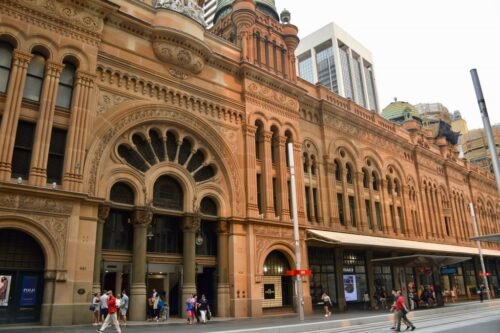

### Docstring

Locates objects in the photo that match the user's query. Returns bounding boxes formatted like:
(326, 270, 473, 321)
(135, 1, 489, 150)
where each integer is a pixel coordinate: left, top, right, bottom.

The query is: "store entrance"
(0, 229, 45, 324)
(196, 267, 217, 315)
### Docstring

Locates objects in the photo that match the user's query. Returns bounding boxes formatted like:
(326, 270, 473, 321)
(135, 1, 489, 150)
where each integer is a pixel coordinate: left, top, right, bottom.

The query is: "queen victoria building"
(0, 0, 499, 325)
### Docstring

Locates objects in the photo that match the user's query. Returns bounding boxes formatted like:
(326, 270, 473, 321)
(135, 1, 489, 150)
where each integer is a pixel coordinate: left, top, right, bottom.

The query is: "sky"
(274, 0, 500, 130)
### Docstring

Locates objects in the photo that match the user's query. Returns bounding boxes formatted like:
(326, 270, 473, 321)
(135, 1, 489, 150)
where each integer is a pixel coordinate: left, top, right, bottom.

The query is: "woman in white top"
(92, 293, 100, 326)
(321, 292, 332, 317)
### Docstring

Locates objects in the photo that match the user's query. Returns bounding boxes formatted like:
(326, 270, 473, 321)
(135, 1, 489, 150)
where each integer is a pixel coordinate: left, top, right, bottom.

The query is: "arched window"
(255, 121, 264, 160)
(346, 164, 353, 184)
(194, 165, 215, 182)
(55, 61, 76, 109)
(372, 171, 379, 191)
(363, 169, 369, 188)
(311, 156, 316, 176)
(153, 175, 183, 210)
(0, 42, 13, 93)
(334, 160, 341, 181)
(178, 138, 193, 166)
(303, 153, 309, 173)
(23, 52, 46, 103)
(386, 176, 392, 194)
(263, 250, 290, 275)
(271, 127, 279, 164)
(394, 179, 400, 196)
(200, 196, 218, 216)
(110, 182, 135, 205)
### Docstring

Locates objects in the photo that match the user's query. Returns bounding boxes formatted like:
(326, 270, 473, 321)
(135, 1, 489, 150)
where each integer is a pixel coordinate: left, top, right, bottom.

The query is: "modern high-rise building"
(296, 22, 379, 112)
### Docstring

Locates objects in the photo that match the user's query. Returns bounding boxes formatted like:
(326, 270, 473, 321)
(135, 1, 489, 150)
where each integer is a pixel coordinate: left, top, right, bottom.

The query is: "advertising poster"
(343, 275, 358, 302)
(0, 275, 12, 307)
(19, 275, 38, 307)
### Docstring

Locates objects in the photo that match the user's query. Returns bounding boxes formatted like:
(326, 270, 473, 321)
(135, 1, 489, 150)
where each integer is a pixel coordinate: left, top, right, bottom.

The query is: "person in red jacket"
(96, 290, 121, 333)
(393, 290, 416, 332)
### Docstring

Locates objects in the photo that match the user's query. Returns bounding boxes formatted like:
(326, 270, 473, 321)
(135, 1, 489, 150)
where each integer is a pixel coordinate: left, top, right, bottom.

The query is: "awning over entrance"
(306, 229, 500, 257)
(371, 254, 471, 267)
(470, 233, 500, 244)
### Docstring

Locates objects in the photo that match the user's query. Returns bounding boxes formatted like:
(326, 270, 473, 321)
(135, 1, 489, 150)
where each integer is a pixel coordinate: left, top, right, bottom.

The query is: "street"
(0, 303, 498, 333)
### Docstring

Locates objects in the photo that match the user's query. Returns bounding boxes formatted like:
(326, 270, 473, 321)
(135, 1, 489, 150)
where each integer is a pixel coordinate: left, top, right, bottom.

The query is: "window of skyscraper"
(364, 63, 378, 112)
(339, 44, 353, 100)
(298, 55, 314, 83)
(315, 45, 338, 93)
(352, 56, 365, 108)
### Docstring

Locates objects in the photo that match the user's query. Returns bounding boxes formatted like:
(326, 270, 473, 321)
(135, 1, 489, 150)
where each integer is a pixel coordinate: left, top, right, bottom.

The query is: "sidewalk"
(1, 299, 499, 332)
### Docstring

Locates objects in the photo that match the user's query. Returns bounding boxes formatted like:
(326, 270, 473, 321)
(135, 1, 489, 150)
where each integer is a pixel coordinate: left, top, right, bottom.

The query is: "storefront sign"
(343, 267, 354, 273)
(0, 275, 12, 307)
(264, 284, 275, 300)
(440, 267, 457, 275)
(343, 275, 358, 302)
(19, 276, 38, 307)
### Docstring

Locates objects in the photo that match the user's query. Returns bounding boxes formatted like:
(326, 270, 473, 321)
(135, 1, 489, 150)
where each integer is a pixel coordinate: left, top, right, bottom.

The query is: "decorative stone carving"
(246, 81, 299, 112)
(0, 193, 73, 215)
(98, 204, 111, 222)
(97, 91, 131, 115)
(254, 225, 294, 239)
(182, 214, 201, 231)
(16, 0, 104, 33)
(154, 0, 205, 26)
(153, 41, 208, 75)
(217, 219, 229, 234)
(132, 207, 153, 226)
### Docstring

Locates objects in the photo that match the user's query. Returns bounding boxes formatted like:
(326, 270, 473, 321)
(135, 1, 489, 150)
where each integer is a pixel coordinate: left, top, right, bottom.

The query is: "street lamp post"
(469, 203, 491, 301)
(287, 142, 304, 321)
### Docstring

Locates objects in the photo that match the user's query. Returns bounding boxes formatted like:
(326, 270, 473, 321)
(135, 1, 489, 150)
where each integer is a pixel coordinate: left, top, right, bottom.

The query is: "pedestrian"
(197, 294, 211, 324)
(186, 294, 196, 325)
(91, 292, 100, 326)
(362, 290, 370, 310)
(99, 291, 109, 323)
(120, 290, 129, 326)
(478, 284, 486, 303)
(96, 290, 121, 333)
(321, 291, 332, 317)
(393, 290, 415, 332)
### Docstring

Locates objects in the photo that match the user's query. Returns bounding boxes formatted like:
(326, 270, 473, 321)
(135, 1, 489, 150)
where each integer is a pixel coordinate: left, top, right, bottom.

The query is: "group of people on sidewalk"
(186, 294, 212, 325)
(93, 290, 128, 333)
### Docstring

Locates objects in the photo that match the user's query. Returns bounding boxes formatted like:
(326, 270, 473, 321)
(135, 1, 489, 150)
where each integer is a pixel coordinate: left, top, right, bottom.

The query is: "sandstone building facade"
(0, 0, 499, 326)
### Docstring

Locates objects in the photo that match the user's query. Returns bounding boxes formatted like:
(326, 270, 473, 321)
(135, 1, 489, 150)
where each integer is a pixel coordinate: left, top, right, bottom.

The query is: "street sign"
(285, 269, 312, 276)
(479, 272, 492, 277)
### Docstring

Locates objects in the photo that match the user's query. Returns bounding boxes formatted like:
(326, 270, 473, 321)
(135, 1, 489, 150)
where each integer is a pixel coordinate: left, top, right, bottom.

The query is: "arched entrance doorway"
(262, 250, 293, 311)
(0, 229, 45, 324)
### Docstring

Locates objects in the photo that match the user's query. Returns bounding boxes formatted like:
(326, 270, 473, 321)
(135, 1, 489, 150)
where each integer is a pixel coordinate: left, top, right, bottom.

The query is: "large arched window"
(0, 42, 13, 93)
(372, 171, 379, 191)
(386, 176, 392, 194)
(334, 160, 341, 181)
(362, 169, 369, 188)
(263, 250, 291, 275)
(23, 52, 46, 103)
(153, 175, 183, 211)
(346, 163, 353, 184)
(55, 61, 76, 109)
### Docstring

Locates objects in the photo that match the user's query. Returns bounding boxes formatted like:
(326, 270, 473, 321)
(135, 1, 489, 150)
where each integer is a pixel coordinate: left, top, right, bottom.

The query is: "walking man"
(120, 290, 129, 326)
(393, 290, 415, 332)
(99, 291, 108, 323)
(96, 290, 121, 333)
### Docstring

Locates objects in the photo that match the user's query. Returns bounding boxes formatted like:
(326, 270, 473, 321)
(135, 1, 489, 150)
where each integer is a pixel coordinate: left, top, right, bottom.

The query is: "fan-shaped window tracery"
(118, 129, 217, 183)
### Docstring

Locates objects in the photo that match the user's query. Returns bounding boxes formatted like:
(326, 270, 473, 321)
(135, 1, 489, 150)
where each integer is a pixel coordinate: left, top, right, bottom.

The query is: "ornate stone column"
(93, 204, 110, 294)
(244, 125, 259, 217)
(262, 131, 275, 218)
(181, 213, 199, 318)
(217, 219, 230, 317)
(62, 70, 95, 192)
(29, 61, 64, 186)
(129, 206, 153, 321)
(277, 136, 290, 221)
(0, 50, 32, 180)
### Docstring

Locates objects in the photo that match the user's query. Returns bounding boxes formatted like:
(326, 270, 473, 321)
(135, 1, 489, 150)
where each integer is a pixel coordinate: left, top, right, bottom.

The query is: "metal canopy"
(470, 233, 500, 244)
(371, 254, 471, 268)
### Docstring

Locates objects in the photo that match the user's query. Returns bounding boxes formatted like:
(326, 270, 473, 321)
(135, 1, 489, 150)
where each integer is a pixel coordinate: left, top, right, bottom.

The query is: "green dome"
(214, 0, 279, 24)
(382, 101, 422, 122)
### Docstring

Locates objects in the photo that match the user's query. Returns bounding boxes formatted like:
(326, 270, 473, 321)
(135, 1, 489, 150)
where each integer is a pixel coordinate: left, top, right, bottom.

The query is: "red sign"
(285, 269, 312, 276)
(479, 272, 492, 277)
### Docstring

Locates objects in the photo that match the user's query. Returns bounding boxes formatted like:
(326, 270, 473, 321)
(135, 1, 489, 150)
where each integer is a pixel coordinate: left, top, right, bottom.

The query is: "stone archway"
(0, 228, 45, 324)
(262, 250, 294, 310)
